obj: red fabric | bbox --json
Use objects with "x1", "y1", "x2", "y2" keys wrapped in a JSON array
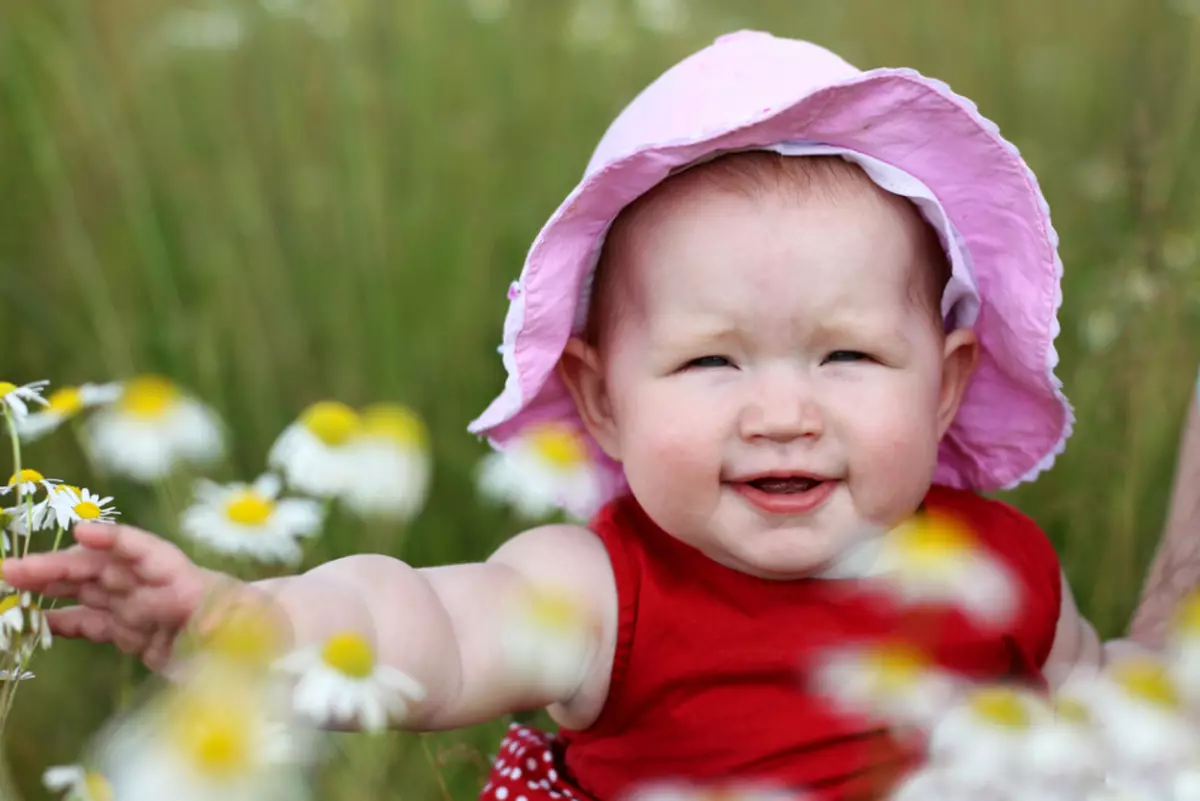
[{"x1": 482, "y1": 485, "x2": 1062, "y2": 801}]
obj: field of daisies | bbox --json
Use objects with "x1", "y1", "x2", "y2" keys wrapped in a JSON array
[{"x1": 4, "y1": 0, "x2": 1200, "y2": 799}]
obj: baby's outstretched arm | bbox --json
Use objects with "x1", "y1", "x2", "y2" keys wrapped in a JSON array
[{"x1": 3, "y1": 521, "x2": 618, "y2": 731}]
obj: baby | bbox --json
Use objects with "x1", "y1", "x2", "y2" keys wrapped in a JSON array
[{"x1": 6, "y1": 30, "x2": 1131, "y2": 801}]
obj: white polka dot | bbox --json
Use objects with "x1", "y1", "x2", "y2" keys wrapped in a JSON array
[
  {"x1": 483, "y1": 783, "x2": 492, "y2": 794},
  {"x1": 550, "y1": 794, "x2": 562, "y2": 800},
  {"x1": 543, "y1": 751, "x2": 553, "y2": 762},
  {"x1": 517, "y1": 727, "x2": 530, "y2": 737},
  {"x1": 496, "y1": 789, "x2": 509, "y2": 801},
  {"x1": 548, "y1": 769, "x2": 558, "y2": 782},
  {"x1": 539, "y1": 780, "x2": 551, "y2": 790},
  {"x1": 528, "y1": 781, "x2": 539, "y2": 791},
  {"x1": 496, "y1": 759, "x2": 506, "y2": 769},
  {"x1": 512, "y1": 768, "x2": 522, "y2": 780},
  {"x1": 526, "y1": 758, "x2": 537, "y2": 770},
  {"x1": 517, "y1": 797, "x2": 528, "y2": 801}
]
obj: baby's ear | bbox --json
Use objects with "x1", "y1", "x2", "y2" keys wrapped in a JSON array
[
  {"x1": 937, "y1": 327, "x2": 980, "y2": 439},
  {"x1": 558, "y1": 338, "x2": 622, "y2": 461}
]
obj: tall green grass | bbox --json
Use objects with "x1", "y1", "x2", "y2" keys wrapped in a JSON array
[{"x1": 2, "y1": 0, "x2": 1200, "y2": 797}]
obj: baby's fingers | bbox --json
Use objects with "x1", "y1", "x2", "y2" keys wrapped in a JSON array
[
  {"x1": 44, "y1": 607, "x2": 115, "y2": 644},
  {"x1": 74, "y1": 523, "x2": 189, "y2": 586},
  {"x1": 3, "y1": 547, "x2": 109, "y2": 591}
]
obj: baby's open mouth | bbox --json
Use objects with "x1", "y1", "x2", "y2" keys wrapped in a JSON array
[{"x1": 745, "y1": 476, "x2": 822, "y2": 494}]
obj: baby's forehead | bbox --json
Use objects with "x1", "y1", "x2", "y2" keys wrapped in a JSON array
[{"x1": 586, "y1": 152, "x2": 949, "y2": 341}]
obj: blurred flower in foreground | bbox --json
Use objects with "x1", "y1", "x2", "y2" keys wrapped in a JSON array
[
  {"x1": 339, "y1": 403, "x2": 431, "y2": 522},
  {"x1": 1072, "y1": 656, "x2": 1200, "y2": 771},
  {"x1": 0, "y1": 590, "x2": 52, "y2": 657},
  {"x1": 42, "y1": 764, "x2": 114, "y2": 801},
  {"x1": 84, "y1": 375, "x2": 225, "y2": 483},
  {"x1": 180, "y1": 474, "x2": 324, "y2": 565},
  {"x1": 1021, "y1": 693, "x2": 1107, "y2": 794},
  {"x1": 477, "y1": 422, "x2": 602, "y2": 520},
  {"x1": 269, "y1": 401, "x2": 360, "y2": 498},
  {"x1": 276, "y1": 630, "x2": 426, "y2": 733},
  {"x1": 190, "y1": 596, "x2": 290, "y2": 676},
  {"x1": 1167, "y1": 588, "x2": 1200, "y2": 707},
  {"x1": 501, "y1": 583, "x2": 598, "y2": 697},
  {"x1": 810, "y1": 640, "x2": 959, "y2": 730},
  {"x1": 927, "y1": 685, "x2": 1047, "y2": 790},
  {"x1": 0, "y1": 379, "x2": 49, "y2": 421},
  {"x1": 95, "y1": 679, "x2": 310, "y2": 801},
  {"x1": 870, "y1": 511, "x2": 1019, "y2": 629},
  {"x1": 16, "y1": 383, "x2": 122, "y2": 443}
]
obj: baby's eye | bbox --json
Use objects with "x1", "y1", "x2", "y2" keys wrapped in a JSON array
[
  {"x1": 684, "y1": 355, "x2": 732, "y2": 369},
  {"x1": 824, "y1": 350, "x2": 871, "y2": 364}
]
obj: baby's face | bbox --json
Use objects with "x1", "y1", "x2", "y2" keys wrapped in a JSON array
[{"x1": 568, "y1": 166, "x2": 976, "y2": 580}]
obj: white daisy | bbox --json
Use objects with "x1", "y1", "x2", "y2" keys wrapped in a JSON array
[
  {"x1": 0, "y1": 468, "x2": 62, "y2": 499},
  {"x1": 927, "y1": 684, "x2": 1049, "y2": 793},
  {"x1": 1166, "y1": 588, "x2": 1200, "y2": 709},
  {"x1": 1071, "y1": 656, "x2": 1200, "y2": 773},
  {"x1": 476, "y1": 422, "x2": 602, "y2": 520},
  {"x1": 43, "y1": 764, "x2": 114, "y2": 801},
  {"x1": 868, "y1": 511, "x2": 1020, "y2": 630},
  {"x1": 0, "y1": 379, "x2": 49, "y2": 421},
  {"x1": 180, "y1": 474, "x2": 324, "y2": 565},
  {"x1": 83, "y1": 374, "x2": 225, "y2": 483},
  {"x1": 38, "y1": 485, "x2": 120, "y2": 531},
  {"x1": 1021, "y1": 694, "x2": 1108, "y2": 795},
  {"x1": 338, "y1": 403, "x2": 431, "y2": 522},
  {"x1": 501, "y1": 583, "x2": 599, "y2": 697},
  {"x1": 0, "y1": 668, "x2": 35, "y2": 681},
  {"x1": 96, "y1": 679, "x2": 310, "y2": 801},
  {"x1": 809, "y1": 640, "x2": 962, "y2": 731},
  {"x1": 886, "y1": 765, "x2": 973, "y2": 801},
  {"x1": 275, "y1": 630, "x2": 426, "y2": 732},
  {"x1": 0, "y1": 590, "x2": 52, "y2": 656},
  {"x1": 268, "y1": 401, "x2": 360, "y2": 498},
  {"x1": 16, "y1": 383, "x2": 122, "y2": 443}
]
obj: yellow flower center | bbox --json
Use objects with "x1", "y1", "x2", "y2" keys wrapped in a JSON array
[
  {"x1": 8, "y1": 469, "x2": 44, "y2": 487},
  {"x1": 1054, "y1": 696, "x2": 1091, "y2": 724},
  {"x1": 168, "y1": 695, "x2": 254, "y2": 778},
  {"x1": 0, "y1": 382, "x2": 15, "y2": 396},
  {"x1": 891, "y1": 512, "x2": 977, "y2": 569},
  {"x1": 300, "y1": 401, "x2": 360, "y2": 446},
  {"x1": 969, "y1": 687, "x2": 1031, "y2": 729},
  {"x1": 46, "y1": 387, "x2": 84, "y2": 416},
  {"x1": 118, "y1": 375, "x2": 179, "y2": 419},
  {"x1": 524, "y1": 588, "x2": 585, "y2": 632},
  {"x1": 360, "y1": 403, "x2": 428, "y2": 450},
  {"x1": 84, "y1": 772, "x2": 113, "y2": 801},
  {"x1": 1174, "y1": 589, "x2": 1200, "y2": 637},
  {"x1": 321, "y1": 632, "x2": 375, "y2": 678},
  {"x1": 74, "y1": 501, "x2": 103, "y2": 520},
  {"x1": 224, "y1": 492, "x2": 274, "y2": 526},
  {"x1": 1111, "y1": 658, "x2": 1180, "y2": 709},
  {"x1": 203, "y1": 606, "x2": 285, "y2": 669},
  {"x1": 868, "y1": 642, "x2": 930, "y2": 694},
  {"x1": 0, "y1": 594, "x2": 22, "y2": 616},
  {"x1": 527, "y1": 424, "x2": 588, "y2": 470}
]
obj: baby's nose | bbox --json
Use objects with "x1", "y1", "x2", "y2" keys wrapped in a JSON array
[{"x1": 740, "y1": 374, "x2": 823, "y2": 442}]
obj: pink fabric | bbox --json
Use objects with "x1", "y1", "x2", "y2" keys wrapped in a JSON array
[{"x1": 470, "y1": 30, "x2": 1071, "y2": 511}]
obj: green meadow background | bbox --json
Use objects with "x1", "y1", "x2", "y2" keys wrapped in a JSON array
[{"x1": 2, "y1": 0, "x2": 1200, "y2": 797}]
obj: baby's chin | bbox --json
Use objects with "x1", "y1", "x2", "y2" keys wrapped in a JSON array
[{"x1": 707, "y1": 528, "x2": 853, "y2": 581}]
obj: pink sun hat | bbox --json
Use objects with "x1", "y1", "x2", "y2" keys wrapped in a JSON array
[{"x1": 469, "y1": 30, "x2": 1072, "y2": 511}]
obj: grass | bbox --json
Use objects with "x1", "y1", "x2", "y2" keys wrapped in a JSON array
[{"x1": 2, "y1": 0, "x2": 1200, "y2": 797}]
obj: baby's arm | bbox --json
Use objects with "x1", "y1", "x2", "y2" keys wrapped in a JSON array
[
  {"x1": 259, "y1": 522, "x2": 618, "y2": 730},
  {"x1": 1042, "y1": 569, "x2": 1153, "y2": 689}
]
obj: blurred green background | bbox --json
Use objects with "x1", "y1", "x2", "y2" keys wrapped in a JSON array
[{"x1": 2, "y1": 0, "x2": 1200, "y2": 797}]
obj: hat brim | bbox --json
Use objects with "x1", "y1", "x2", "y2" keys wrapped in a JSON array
[{"x1": 470, "y1": 67, "x2": 1071, "y2": 502}]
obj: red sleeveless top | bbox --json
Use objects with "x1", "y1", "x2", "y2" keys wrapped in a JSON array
[{"x1": 552, "y1": 484, "x2": 1063, "y2": 800}]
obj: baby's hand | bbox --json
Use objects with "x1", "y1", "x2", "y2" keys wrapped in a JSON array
[{"x1": 2, "y1": 523, "x2": 215, "y2": 670}]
